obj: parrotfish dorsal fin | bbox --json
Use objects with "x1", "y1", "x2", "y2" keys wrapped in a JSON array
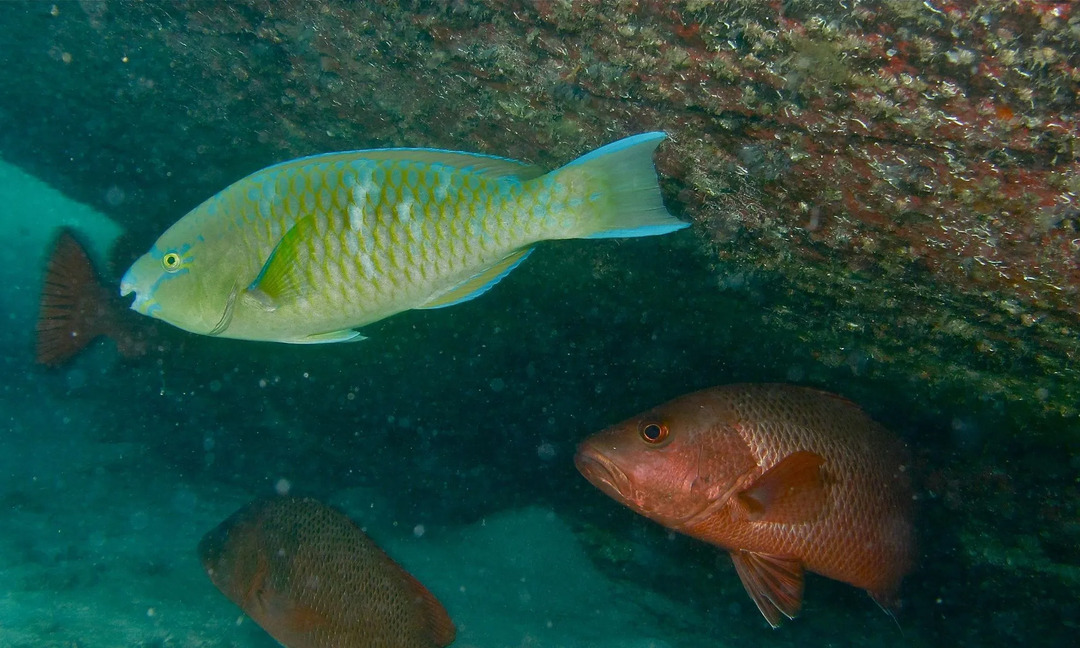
[
  {"x1": 729, "y1": 550, "x2": 804, "y2": 628},
  {"x1": 736, "y1": 451, "x2": 826, "y2": 524},
  {"x1": 418, "y1": 247, "x2": 533, "y2": 309},
  {"x1": 246, "y1": 214, "x2": 317, "y2": 308},
  {"x1": 260, "y1": 148, "x2": 546, "y2": 181}
]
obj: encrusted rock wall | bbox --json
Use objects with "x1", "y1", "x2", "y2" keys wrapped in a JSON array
[{"x1": 2, "y1": 1, "x2": 1076, "y2": 426}]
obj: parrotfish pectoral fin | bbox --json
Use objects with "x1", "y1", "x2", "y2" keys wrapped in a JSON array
[
  {"x1": 553, "y1": 132, "x2": 690, "y2": 239},
  {"x1": 247, "y1": 215, "x2": 318, "y2": 307},
  {"x1": 418, "y1": 247, "x2": 534, "y2": 309},
  {"x1": 730, "y1": 550, "x2": 805, "y2": 628},
  {"x1": 735, "y1": 451, "x2": 827, "y2": 524},
  {"x1": 292, "y1": 329, "x2": 367, "y2": 344}
]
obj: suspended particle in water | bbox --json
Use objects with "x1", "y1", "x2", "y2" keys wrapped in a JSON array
[{"x1": 537, "y1": 442, "x2": 556, "y2": 461}]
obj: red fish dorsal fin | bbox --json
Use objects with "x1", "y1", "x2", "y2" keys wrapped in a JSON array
[
  {"x1": 735, "y1": 451, "x2": 826, "y2": 524},
  {"x1": 401, "y1": 570, "x2": 457, "y2": 647},
  {"x1": 729, "y1": 550, "x2": 804, "y2": 628}
]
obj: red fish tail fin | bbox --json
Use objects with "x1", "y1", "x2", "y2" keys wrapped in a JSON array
[{"x1": 36, "y1": 229, "x2": 113, "y2": 367}]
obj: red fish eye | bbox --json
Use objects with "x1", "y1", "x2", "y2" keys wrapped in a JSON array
[{"x1": 639, "y1": 421, "x2": 668, "y2": 444}]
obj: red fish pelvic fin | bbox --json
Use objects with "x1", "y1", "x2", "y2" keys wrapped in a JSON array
[
  {"x1": 36, "y1": 229, "x2": 112, "y2": 367},
  {"x1": 729, "y1": 550, "x2": 805, "y2": 628},
  {"x1": 869, "y1": 584, "x2": 905, "y2": 623},
  {"x1": 734, "y1": 451, "x2": 827, "y2": 524}
]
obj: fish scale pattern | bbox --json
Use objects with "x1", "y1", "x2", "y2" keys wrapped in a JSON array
[
  {"x1": 199, "y1": 496, "x2": 455, "y2": 648},
  {"x1": 576, "y1": 382, "x2": 914, "y2": 626},
  {"x1": 255, "y1": 159, "x2": 538, "y2": 324},
  {"x1": 121, "y1": 133, "x2": 685, "y2": 342},
  {"x1": 699, "y1": 385, "x2": 912, "y2": 599}
]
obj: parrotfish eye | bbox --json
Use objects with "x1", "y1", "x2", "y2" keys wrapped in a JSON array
[
  {"x1": 639, "y1": 421, "x2": 669, "y2": 445},
  {"x1": 162, "y1": 252, "x2": 182, "y2": 273}
]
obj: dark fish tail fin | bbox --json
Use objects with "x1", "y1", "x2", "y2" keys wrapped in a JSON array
[
  {"x1": 550, "y1": 132, "x2": 690, "y2": 239},
  {"x1": 36, "y1": 229, "x2": 113, "y2": 366}
]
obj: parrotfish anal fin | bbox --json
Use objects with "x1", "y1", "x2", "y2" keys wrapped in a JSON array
[
  {"x1": 418, "y1": 247, "x2": 533, "y2": 309},
  {"x1": 293, "y1": 329, "x2": 367, "y2": 344},
  {"x1": 736, "y1": 451, "x2": 826, "y2": 524},
  {"x1": 246, "y1": 215, "x2": 316, "y2": 308},
  {"x1": 729, "y1": 550, "x2": 804, "y2": 628},
  {"x1": 265, "y1": 148, "x2": 545, "y2": 181}
]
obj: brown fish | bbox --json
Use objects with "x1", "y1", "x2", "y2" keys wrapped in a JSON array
[
  {"x1": 36, "y1": 228, "x2": 146, "y2": 366},
  {"x1": 198, "y1": 496, "x2": 456, "y2": 648},
  {"x1": 575, "y1": 384, "x2": 913, "y2": 627}
]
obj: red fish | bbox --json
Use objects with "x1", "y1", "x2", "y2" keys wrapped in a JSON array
[
  {"x1": 575, "y1": 384, "x2": 913, "y2": 627},
  {"x1": 36, "y1": 228, "x2": 146, "y2": 366},
  {"x1": 198, "y1": 496, "x2": 456, "y2": 648}
]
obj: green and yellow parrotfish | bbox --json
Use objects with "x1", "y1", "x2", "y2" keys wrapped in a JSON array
[{"x1": 120, "y1": 132, "x2": 688, "y2": 344}]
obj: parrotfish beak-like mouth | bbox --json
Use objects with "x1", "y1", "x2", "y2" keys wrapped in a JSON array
[
  {"x1": 119, "y1": 266, "x2": 155, "y2": 316},
  {"x1": 574, "y1": 442, "x2": 633, "y2": 503}
]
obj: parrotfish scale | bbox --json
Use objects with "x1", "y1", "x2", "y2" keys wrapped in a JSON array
[{"x1": 344, "y1": 229, "x2": 360, "y2": 258}]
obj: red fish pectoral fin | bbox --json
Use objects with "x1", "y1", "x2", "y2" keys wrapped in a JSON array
[
  {"x1": 735, "y1": 450, "x2": 826, "y2": 524},
  {"x1": 729, "y1": 550, "x2": 804, "y2": 628}
]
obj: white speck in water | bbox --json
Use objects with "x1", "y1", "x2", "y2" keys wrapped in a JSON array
[
  {"x1": 537, "y1": 442, "x2": 556, "y2": 461},
  {"x1": 275, "y1": 478, "x2": 291, "y2": 495},
  {"x1": 104, "y1": 185, "x2": 126, "y2": 206},
  {"x1": 413, "y1": 524, "x2": 425, "y2": 537}
]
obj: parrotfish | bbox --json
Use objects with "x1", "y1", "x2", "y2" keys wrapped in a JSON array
[
  {"x1": 199, "y1": 496, "x2": 456, "y2": 648},
  {"x1": 121, "y1": 132, "x2": 688, "y2": 343},
  {"x1": 575, "y1": 384, "x2": 914, "y2": 627},
  {"x1": 36, "y1": 228, "x2": 147, "y2": 366}
]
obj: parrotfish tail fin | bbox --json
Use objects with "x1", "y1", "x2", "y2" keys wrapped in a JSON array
[
  {"x1": 35, "y1": 229, "x2": 113, "y2": 367},
  {"x1": 549, "y1": 132, "x2": 690, "y2": 239}
]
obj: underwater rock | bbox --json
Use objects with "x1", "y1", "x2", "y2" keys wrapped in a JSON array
[{"x1": 0, "y1": 0, "x2": 1076, "y2": 423}]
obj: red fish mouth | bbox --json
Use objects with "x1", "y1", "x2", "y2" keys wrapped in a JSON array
[{"x1": 574, "y1": 443, "x2": 632, "y2": 502}]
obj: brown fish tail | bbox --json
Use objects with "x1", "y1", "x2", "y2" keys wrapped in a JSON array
[
  {"x1": 36, "y1": 229, "x2": 112, "y2": 366},
  {"x1": 400, "y1": 569, "x2": 457, "y2": 647}
]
